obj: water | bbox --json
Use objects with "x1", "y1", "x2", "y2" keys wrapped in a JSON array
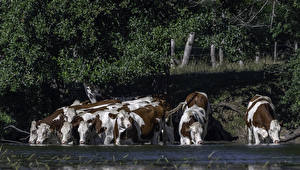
[{"x1": 1, "y1": 143, "x2": 300, "y2": 169}]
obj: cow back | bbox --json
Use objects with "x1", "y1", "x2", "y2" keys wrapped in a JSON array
[{"x1": 185, "y1": 92, "x2": 208, "y2": 110}]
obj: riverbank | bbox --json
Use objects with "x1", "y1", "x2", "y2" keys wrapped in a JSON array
[{"x1": 168, "y1": 62, "x2": 299, "y2": 144}]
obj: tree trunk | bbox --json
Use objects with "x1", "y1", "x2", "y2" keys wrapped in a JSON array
[
  {"x1": 270, "y1": 0, "x2": 276, "y2": 29},
  {"x1": 211, "y1": 44, "x2": 216, "y2": 68},
  {"x1": 180, "y1": 32, "x2": 195, "y2": 67},
  {"x1": 255, "y1": 51, "x2": 260, "y2": 63},
  {"x1": 274, "y1": 41, "x2": 277, "y2": 63},
  {"x1": 295, "y1": 41, "x2": 298, "y2": 52}
]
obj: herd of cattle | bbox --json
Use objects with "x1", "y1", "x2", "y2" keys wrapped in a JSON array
[{"x1": 28, "y1": 91, "x2": 281, "y2": 145}]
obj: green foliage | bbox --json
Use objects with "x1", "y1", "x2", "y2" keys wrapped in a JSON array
[
  {"x1": 280, "y1": 53, "x2": 300, "y2": 128},
  {"x1": 0, "y1": 0, "x2": 300, "y2": 136},
  {"x1": 0, "y1": 111, "x2": 15, "y2": 125}
]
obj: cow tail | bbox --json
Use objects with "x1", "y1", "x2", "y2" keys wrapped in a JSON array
[{"x1": 165, "y1": 102, "x2": 186, "y2": 121}]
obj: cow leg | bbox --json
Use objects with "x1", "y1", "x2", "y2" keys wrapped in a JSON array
[
  {"x1": 253, "y1": 127, "x2": 260, "y2": 145},
  {"x1": 165, "y1": 125, "x2": 175, "y2": 144},
  {"x1": 248, "y1": 127, "x2": 253, "y2": 145},
  {"x1": 151, "y1": 118, "x2": 162, "y2": 145},
  {"x1": 115, "y1": 137, "x2": 121, "y2": 145}
]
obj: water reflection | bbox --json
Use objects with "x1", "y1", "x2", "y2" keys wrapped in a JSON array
[
  {"x1": 41, "y1": 164, "x2": 288, "y2": 170},
  {"x1": 1, "y1": 144, "x2": 300, "y2": 170}
]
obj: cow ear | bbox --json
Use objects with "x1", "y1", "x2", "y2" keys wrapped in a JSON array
[
  {"x1": 36, "y1": 120, "x2": 42, "y2": 126},
  {"x1": 31, "y1": 121, "x2": 37, "y2": 129},
  {"x1": 129, "y1": 117, "x2": 134, "y2": 123},
  {"x1": 279, "y1": 120, "x2": 283, "y2": 126},
  {"x1": 72, "y1": 117, "x2": 83, "y2": 127},
  {"x1": 109, "y1": 113, "x2": 117, "y2": 119}
]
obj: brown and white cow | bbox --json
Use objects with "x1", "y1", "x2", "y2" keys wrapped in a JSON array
[
  {"x1": 75, "y1": 96, "x2": 166, "y2": 145},
  {"x1": 60, "y1": 100, "x2": 122, "y2": 145},
  {"x1": 96, "y1": 97, "x2": 160, "y2": 145},
  {"x1": 245, "y1": 94, "x2": 281, "y2": 145},
  {"x1": 31, "y1": 99, "x2": 120, "y2": 144},
  {"x1": 127, "y1": 104, "x2": 166, "y2": 144},
  {"x1": 166, "y1": 91, "x2": 210, "y2": 145},
  {"x1": 35, "y1": 107, "x2": 77, "y2": 144}
]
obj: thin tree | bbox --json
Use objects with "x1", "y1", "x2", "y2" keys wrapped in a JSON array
[{"x1": 180, "y1": 32, "x2": 195, "y2": 67}]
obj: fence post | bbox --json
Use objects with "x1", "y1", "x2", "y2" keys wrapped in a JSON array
[
  {"x1": 273, "y1": 41, "x2": 277, "y2": 63},
  {"x1": 170, "y1": 39, "x2": 176, "y2": 67},
  {"x1": 219, "y1": 41, "x2": 224, "y2": 65},
  {"x1": 255, "y1": 51, "x2": 260, "y2": 63},
  {"x1": 211, "y1": 44, "x2": 216, "y2": 68}
]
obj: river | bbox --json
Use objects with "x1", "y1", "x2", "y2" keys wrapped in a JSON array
[{"x1": 0, "y1": 143, "x2": 300, "y2": 169}]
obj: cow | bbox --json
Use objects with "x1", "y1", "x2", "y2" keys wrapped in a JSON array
[
  {"x1": 29, "y1": 121, "x2": 37, "y2": 144},
  {"x1": 33, "y1": 99, "x2": 119, "y2": 144},
  {"x1": 75, "y1": 114, "x2": 105, "y2": 145},
  {"x1": 35, "y1": 107, "x2": 77, "y2": 144},
  {"x1": 60, "y1": 100, "x2": 122, "y2": 145},
  {"x1": 95, "y1": 109, "x2": 132, "y2": 145},
  {"x1": 35, "y1": 108, "x2": 66, "y2": 144},
  {"x1": 72, "y1": 96, "x2": 165, "y2": 145},
  {"x1": 127, "y1": 104, "x2": 166, "y2": 144},
  {"x1": 245, "y1": 94, "x2": 281, "y2": 145},
  {"x1": 165, "y1": 91, "x2": 210, "y2": 145}
]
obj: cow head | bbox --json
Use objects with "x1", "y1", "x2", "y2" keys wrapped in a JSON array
[
  {"x1": 61, "y1": 122, "x2": 73, "y2": 144},
  {"x1": 268, "y1": 120, "x2": 281, "y2": 144},
  {"x1": 63, "y1": 107, "x2": 76, "y2": 122},
  {"x1": 29, "y1": 121, "x2": 37, "y2": 144},
  {"x1": 78, "y1": 121, "x2": 90, "y2": 144},
  {"x1": 36, "y1": 123, "x2": 51, "y2": 144},
  {"x1": 188, "y1": 122, "x2": 204, "y2": 145},
  {"x1": 113, "y1": 110, "x2": 132, "y2": 131}
]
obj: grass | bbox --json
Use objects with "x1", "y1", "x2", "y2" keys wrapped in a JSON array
[{"x1": 170, "y1": 58, "x2": 276, "y2": 75}]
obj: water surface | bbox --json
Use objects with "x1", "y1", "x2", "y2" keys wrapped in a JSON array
[{"x1": 1, "y1": 143, "x2": 300, "y2": 169}]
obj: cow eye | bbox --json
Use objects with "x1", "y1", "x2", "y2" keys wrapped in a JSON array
[{"x1": 121, "y1": 117, "x2": 124, "y2": 121}]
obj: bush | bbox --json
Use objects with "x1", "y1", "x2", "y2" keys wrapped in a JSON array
[{"x1": 280, "y1": 52, "x2": 300, "y2": 128}]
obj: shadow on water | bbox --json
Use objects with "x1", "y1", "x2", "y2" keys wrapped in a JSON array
[{"x1": 1, "y1": 143, "x2": 300, "y2": 169}]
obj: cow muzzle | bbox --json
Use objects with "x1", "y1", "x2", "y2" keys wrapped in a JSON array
[
  {"x1": 80, "y1": 141, "x2": 85, "y2": 144},
  {"x1": 274, "y1": 140, "x2": 280, "y2": 144},
  {"x1": 197, "y1": 141, "x2": 204, "y2": 145}
]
